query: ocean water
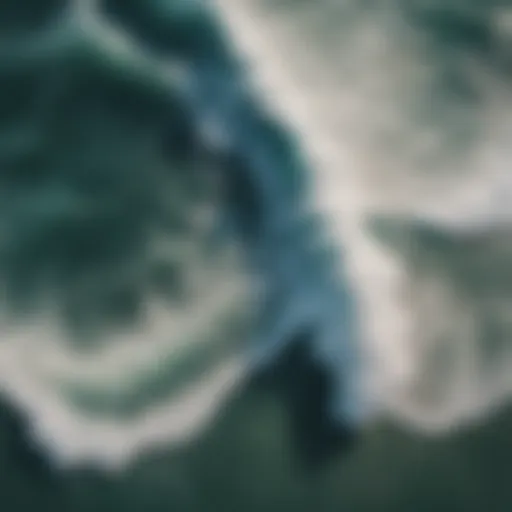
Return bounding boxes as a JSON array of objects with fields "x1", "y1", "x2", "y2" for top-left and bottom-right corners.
[{"x1": 0, "y1": 0, "x2": 512, "y2": 510}]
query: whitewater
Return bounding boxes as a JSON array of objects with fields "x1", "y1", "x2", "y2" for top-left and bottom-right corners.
[
  {"x1": 0, "y1": 0, "x2": 512, "y2": 472},
  {"x1": 213, "y1": 0, "x2": 512, "y2": 431}
]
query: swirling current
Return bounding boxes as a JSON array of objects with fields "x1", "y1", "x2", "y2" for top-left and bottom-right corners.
[
  {"x1": 0, "y1": 0, "x2": 365, "y2": 471},
  {"x1": 1, "y1": 0, "x2": 512, "y2": 501}
]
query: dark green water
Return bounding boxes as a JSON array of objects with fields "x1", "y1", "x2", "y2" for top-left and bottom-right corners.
[
  {"x1": 0, "y1": 390, "x2": 511, "y2": 512},
  {"x1": 1, "y1": 1, "x2": 511, "y2": 510}
]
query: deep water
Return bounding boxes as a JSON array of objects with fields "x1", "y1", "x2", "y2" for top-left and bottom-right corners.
[
  {"x1": 1, "y1": 388, "x2": 512, "y2": 512},
  {"x1": 0, "y1": 0, "x2": 512, "y2": 511}
]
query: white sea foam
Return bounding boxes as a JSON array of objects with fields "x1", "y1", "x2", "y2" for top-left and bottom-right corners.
[
  {"x1": 211, "y1": 0, "x2": 512, "y2": 432},
  {"x1": 0, "y1": 228, "x2": 257, "y2": 470},
  {"x1": 2, "y1": 0, "x2": 512, "y2": 471}
]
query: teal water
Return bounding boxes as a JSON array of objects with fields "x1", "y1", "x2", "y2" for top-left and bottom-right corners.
[
  {"x1": 0, "y1": 0, "x2": 512, "y2": 510},
  {"x1": 0, "y1": 391, "x2": 511, "y2": 511}
]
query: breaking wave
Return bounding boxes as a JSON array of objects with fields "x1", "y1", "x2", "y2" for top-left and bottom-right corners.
[
  {"x1": 215, "y1": 0, "x2": 512, "y2": 433},
  {"x1": 1, "y1": 0, "x2": 512, "y2": 472}
]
